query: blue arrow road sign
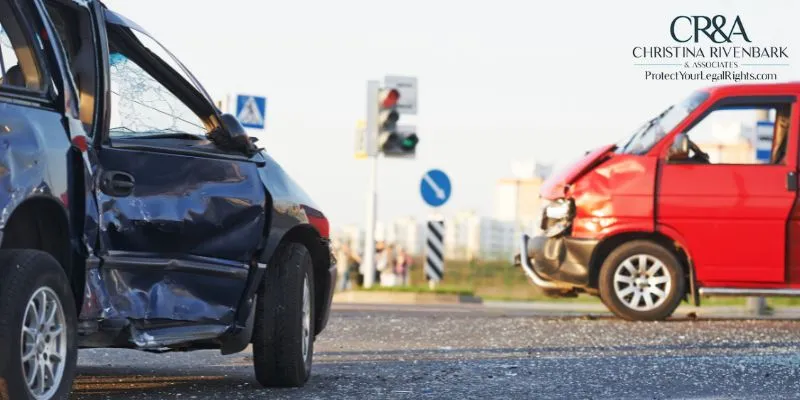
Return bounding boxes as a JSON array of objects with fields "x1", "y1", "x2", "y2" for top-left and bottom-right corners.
[
  {"x1": 236, "y1": 95, "x2": 267, "y2": 129},
  {"x1": 420, "y1": 169, "x2": 451, "y2": 207}
]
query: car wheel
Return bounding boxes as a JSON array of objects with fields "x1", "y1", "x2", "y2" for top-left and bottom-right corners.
[
  {"x1": 252, "y1": 242, "x2": 315, "y2": 387},
  {"x1": 598, "y1": 240, "x2": 685, "y2": 321},
  {"x1": 0, "y1": 250, "x2": 77, "y2": 400}
]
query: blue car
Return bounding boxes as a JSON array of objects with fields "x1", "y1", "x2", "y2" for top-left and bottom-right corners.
[{"x1": 0, "y1": 1, "x2": 336, "y2": 398}]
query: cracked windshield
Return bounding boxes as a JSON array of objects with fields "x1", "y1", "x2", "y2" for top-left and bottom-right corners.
[{"x1": 108, "y1": 44, "x2": 206, "y2": 138}]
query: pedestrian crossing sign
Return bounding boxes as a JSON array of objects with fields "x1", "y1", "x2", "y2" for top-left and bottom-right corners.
[{"x1": 235, "y1": 95, "x2": 267, "y2": 129}]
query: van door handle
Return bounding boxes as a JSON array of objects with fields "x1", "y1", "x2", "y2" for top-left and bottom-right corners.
[
  {"x1": 100, "y1": 171, "x2": 135, "y2": 197},
  {"x1": 787, "y1": 171, "x2": 797, "y2": 191}
]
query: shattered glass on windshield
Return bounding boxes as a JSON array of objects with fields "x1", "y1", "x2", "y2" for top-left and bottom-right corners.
[{"x1": 108, "y1": 52, "x2": 206, "y2": 138}]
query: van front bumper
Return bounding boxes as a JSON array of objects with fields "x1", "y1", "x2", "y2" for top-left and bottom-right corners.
[{"x1": 515, "y1": 234, "x2": 599, "y2": 288}]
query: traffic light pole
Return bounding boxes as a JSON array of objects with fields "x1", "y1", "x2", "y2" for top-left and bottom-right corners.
[
  {"x1": 360, "y1": 77, "x2": 417, "y2": 288},
  {"x1": 362, "y1": 153, "x2": 378, "y2": 289},
  {"x1": 361, "y1": 80, "x2": 380, "y2": 289}
]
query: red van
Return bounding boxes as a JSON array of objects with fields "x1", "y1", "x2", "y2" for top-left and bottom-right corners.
[{"x1": 516, "y1": 82, "x2": 800, "y2": 321}]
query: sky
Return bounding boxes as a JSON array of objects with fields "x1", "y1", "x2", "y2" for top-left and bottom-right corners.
[{"x1": 103, "y1": 0, "x2": 800, "y2": 229}]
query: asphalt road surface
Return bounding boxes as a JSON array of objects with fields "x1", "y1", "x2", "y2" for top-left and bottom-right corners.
[{"x1": 71, "y1": 303, "x2": 800, "y2": 399}]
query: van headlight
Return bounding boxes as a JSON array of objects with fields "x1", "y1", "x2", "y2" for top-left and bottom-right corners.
[
  {"x1": 541, "y1": 198, "x2": 575, "y2": 238},
  {"x1": 545, "y1": 200, "x2": 572, "y2": 220}
]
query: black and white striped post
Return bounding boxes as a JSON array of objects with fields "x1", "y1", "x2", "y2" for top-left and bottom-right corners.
[
  {"x1": 419, "y1": 169, "x2": 451, "y2": 289},
  {"x1": 425, "y1": 219, "x2": 445, "y2": 289}
]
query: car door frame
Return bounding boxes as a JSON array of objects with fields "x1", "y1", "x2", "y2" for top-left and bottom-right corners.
[
  {"x1": 92, "y1": 5, "x2": 269, "y2": 259},
  {"x1": 6, "y1": 0, "x2": 93, "y2": 290},
  {"x1": 94, "y1": 8, "x2": 255, "y2": 162},
  {"x1": 75, "y1": 3, "x2": 269, "y2": 337}
]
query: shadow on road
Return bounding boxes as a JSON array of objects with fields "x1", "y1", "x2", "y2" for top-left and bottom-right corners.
[{"x1": 72, "y1": 371, "x2": 246, "y2": 399}]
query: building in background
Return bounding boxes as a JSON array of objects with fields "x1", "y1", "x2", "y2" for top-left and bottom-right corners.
[
  {"x1": 443, "y1": 211, "x2": 517, "y2": 261},
  {"x1": 336, "y1": 218, "x2": 422, "y2": 256},
  {"x1": 493, "y1": 178, "x2": 543, "y2": 225},
  {"x1": 493, "y1": 160, "x2": 552, "y2": 235},
  {"x1": 374, "y1": 221, "x2": 387, "y2": 243},
  {"x1": 444, "y1": 211, "x2": 475, "y2": 260},
  {"x1": 469, "y1": 217, "x2": 516, "y2": 261},
  {"x1": 388, "y1": 217, "x2": 422, "y2": 255},
  {"x1": 333, "y1": 225, "x2": 364, "y2": 254}
]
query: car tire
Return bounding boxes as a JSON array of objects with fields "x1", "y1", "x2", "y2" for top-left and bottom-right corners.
[
  {"x1": 252, "y1": 242, "x2": 315, "y2": 388},
  {"x1": 0, "y1": 250, "x2": 77, "y2": 400},
  {"x1": 598, "y1": 240, "x2": 685, "y2": 321}
]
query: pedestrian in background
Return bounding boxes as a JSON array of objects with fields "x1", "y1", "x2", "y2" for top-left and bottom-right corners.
[
  {"x1": 377, "y1": 242, "x2": 397, "y2": 287},
  {"x1": 395, "y1": 246, "x2": 412, "y2": 286},
  {"x1": 347, "y1": 243, "x2": 362, "y2": 289},
  {"x1": 373, "y1": 241, "x2": 386, "y2": 285},
  {"x1": 335, "y1": 241, "x2": 355, "y2": 291}
]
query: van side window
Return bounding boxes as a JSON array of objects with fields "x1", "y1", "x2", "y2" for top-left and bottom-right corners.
[
  {"x1": 677, "y1": 103, "x2": 791, "y2": 165},
  {"x1": 0, "y1": 0, "x2": 44, "y2": 91}
]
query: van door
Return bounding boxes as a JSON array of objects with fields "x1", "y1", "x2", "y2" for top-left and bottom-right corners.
[{"x1": 657, "y1": 95, "x2": 798, "y2": 284}]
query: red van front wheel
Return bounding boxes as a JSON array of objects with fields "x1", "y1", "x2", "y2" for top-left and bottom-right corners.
[{"x1": 598, "y1": 240, "x2": 685, "y2": 321}]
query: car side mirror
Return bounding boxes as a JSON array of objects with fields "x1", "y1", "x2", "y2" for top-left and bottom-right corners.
[
  {"x1": 667, "y1": 133, "x2": 690, "y2": 160},
  {"x1": 209, "y1": 113, "x2": 258, "y2": 156}
]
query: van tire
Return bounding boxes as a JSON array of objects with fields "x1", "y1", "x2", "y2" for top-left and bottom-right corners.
[
  {"x1": 0, "y1": 250, "x2": 77, "y2": 400},
  {"x1": 599, "y1": 240, "x2": 684, "y2": 321},
  {"x1": 252, "y1": 242, "x2": 315, "y2": 387}
]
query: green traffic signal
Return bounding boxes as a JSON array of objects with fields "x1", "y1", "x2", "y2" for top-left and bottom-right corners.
[{"x1": 401, "y1": 134, "x2": 418, "y2": 149}]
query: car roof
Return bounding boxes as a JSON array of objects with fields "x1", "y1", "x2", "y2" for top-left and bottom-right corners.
[
  {"x1": 103, "y1": 8, "x2": 151, "y2": 36},
  {"x1": 702, "y1": 81, "x2": 800, "y2": 97}
]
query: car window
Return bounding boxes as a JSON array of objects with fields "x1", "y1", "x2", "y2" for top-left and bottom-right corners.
[
  {"x1": 678, "y1": 104, "x2": 791, "y2": 165},
  {"x1": 108, "y1": 50, "x2": 207, "y2": 138},
  {"x1": 0, "y1": 0, "x2": 44, "y2": 91},
  {"x1": 129, "y1": 29, "x2": 213, "y2": 105}
]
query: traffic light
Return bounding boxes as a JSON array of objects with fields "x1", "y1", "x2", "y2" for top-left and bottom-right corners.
[{"x1": 376, "y1": 88, "x2": 418, "y2": 157}]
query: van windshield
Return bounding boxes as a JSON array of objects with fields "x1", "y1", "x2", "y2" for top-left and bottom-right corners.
[{"x1": 616, "y1": 91, "x2": 709, "y2": 155}]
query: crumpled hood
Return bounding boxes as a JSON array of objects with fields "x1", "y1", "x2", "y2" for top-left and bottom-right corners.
[{"x1": 541, "y1": 144, "x2": 616, "y2": 199}]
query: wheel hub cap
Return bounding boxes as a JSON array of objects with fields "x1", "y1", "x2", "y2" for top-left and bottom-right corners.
[
  {"x1": 21, "y1": 287, "x2": 67, "y2": 400},
  {"x1": 613, "y1": 254, "x2": 672, "y2": 312}
]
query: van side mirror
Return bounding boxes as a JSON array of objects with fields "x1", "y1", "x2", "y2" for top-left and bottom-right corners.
[
  {"x1": 667, "y1": 133, "x2": 690, "y2": 160},
  {"x1": 209, "y1": 113, "x2": 259, "y2": 156}
]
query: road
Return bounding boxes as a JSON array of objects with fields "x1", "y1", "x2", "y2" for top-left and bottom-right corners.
[{"x1": 71, "y1": 303, "x2": 800, "y2": 399}]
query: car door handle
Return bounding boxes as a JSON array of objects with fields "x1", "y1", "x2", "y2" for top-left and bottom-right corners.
[
  {"x1": 100, "y1": 171, "x2": 135, "y2": 197},
  {"x1": 788, "y1": 171, "x2": 798, "y2": 192}
]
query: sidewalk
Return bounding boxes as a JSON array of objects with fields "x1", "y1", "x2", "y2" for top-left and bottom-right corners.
[
  {"x1": 483, "y1": 300, "x2": 800, "y2": 320},
  {"x1": 332, "y1": 290, "x2": 800, "y2": 319}
]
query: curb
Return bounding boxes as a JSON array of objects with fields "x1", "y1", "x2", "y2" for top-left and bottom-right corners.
[
  {"x1": 484, "y1": 301, "x2": 800, "y2": 320},
  {"x1": 333, "y1": 291, "x2": 483, "y2": 305}
]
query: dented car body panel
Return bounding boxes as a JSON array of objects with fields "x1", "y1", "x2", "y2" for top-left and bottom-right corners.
[
  {"x1": 0, "y1": 0, "x2": 333, "y2": 351},
  {"x1": 256, "y1": 151, "x2": 336, "y2": 335},
  {"x1": 94, "y1": 146, "x2": 267, "y2": 262},
  {"x1": 0, "y1": 102, "x2": 72, "y2": 236}
]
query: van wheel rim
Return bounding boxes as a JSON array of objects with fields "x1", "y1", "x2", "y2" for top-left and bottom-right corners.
[
  {"x1": 301, "y1": 276, "x2": 311, "y2": 361},
  {"x1": 21, "y1": 287, "x2": 67, "y2": 400},
  {"x1": 613, "y1": 254, "x2": 672, "y2": 312}
]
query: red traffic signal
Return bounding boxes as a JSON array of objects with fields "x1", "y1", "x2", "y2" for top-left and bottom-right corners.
[{"x1": 380, "y1": 89, "x2": 400, "y2": 109}]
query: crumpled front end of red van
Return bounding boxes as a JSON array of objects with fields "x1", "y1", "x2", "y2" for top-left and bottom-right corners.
[{"x1": 517, "y1": 145, "x2": 657, "y2": 292}]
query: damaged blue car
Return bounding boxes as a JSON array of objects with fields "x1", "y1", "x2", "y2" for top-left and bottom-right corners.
[{"x1": 0, "y1": 0, "x2": 336, "y2": 398}]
